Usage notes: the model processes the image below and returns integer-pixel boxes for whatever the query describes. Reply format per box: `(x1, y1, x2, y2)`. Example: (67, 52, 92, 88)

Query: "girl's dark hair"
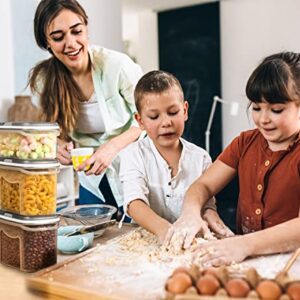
(28, 0, 88, 140)
(246, 51, 300, 104)
(134, 70, 184, 112)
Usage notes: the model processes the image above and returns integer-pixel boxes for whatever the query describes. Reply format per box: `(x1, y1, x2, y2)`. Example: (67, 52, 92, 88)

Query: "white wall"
(78, 0, 122, 51)
(220, 0, 300, 147)
(0, 1, 15, 121)
(125, 0, 300, 148)
(11, 0, 46, 96)
(122, 9, 159, 72)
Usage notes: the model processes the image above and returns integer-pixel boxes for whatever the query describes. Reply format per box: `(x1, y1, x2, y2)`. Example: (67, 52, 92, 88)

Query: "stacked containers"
(0, 122, 60, 272)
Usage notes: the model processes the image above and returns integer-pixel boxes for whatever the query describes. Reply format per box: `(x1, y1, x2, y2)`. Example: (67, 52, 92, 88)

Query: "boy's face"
(135, 87, 188, 150)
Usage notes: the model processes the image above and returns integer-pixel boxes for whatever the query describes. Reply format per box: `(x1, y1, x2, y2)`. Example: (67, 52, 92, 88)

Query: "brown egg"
(203, 267, 219, 277)
(256, 280, 282, 300)
(172, 266, 191, 277)
(225, 278, 251, 297)
(196, 274, 221, 295)
(286, 282, 300, 300)
(166, 272, 193, 294)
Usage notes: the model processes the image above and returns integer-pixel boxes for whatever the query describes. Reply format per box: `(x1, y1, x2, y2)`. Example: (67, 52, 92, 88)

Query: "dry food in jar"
(0, 123, 59, 160)
(0, 165, 58, 216)
(0, 214, 58, 272)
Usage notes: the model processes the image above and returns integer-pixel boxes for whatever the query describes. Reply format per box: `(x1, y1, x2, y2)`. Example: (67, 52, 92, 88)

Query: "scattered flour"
(46, 228, 300, 300)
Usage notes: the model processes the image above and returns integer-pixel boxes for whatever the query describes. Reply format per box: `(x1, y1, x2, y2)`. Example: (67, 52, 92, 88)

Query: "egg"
(196, 274, 221, 295)
(225, 278, 251, 297)
(172, 266, 191, 277)
(203, 267, 219, 277)
(256, 280, 282, 300)
(166, 272, 193, 294)
(286, 282, 300, 300)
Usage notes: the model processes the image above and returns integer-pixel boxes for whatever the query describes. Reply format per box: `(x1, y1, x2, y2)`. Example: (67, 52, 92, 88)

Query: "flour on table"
(45, 228, 300, 300)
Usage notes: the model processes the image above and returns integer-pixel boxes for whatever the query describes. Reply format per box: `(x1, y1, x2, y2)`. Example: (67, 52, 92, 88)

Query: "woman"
(28, 0, 143, 215)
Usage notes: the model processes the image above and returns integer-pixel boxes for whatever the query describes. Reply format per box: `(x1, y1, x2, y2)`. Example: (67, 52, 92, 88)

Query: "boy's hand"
(163, 214, 214, 250)
(203, 209, 234, 238)
(156, 221, 172, 244)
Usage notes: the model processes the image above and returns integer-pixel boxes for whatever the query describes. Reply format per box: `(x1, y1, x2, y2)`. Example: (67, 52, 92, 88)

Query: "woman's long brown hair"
(28, 0, 88, 140)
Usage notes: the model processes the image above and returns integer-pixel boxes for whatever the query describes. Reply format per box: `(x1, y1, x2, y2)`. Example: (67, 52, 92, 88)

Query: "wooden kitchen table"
(0, 224, 135, 300)
(4, 223, 300, 300)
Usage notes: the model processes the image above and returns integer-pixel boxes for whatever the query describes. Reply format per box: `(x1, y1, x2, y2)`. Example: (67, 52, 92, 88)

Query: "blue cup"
(57, 226, 94, 253)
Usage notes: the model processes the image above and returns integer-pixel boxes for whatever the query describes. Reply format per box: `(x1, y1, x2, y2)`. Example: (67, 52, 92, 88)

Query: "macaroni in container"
(0, 159, 60, 216)
(0, 122, 59, 160)
(0, 212, 59, 272)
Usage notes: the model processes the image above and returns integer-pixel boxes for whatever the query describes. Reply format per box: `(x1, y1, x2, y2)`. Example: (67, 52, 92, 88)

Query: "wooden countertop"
(2, 224, 300, 300)
(0, 224, 134, 300)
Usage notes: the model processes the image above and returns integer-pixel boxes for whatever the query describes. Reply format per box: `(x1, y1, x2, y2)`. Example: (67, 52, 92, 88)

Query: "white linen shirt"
(119, 136, 213, 223)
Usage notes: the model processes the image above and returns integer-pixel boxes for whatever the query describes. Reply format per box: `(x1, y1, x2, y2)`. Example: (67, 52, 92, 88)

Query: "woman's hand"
(203, 209, 234, 238)
(78, 140, 118, 175)
(193, 235, 249, 267)
(57, 138, 73, 165)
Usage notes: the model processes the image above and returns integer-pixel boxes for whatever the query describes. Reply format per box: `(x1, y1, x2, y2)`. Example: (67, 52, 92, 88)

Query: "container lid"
(0, 122, 59, 132)
(0, 158, 60, 169)
(0, 211, 60, 225)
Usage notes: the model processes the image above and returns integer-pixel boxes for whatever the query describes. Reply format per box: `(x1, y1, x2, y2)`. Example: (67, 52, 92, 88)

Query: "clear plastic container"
(0, 159, 60, 216)
(0, 212, 59, 272)
(0, 122, 59, 160)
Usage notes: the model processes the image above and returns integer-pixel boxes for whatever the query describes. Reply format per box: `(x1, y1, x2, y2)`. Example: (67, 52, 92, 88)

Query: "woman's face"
(46, 9, 89, 74)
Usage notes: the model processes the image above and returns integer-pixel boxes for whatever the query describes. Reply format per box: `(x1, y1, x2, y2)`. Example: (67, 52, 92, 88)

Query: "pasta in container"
(0, 122, 59, 160)
(0, 159, 59, 216)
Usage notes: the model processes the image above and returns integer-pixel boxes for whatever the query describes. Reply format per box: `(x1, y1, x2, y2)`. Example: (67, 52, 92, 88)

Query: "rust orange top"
(218, 129, 300, 234)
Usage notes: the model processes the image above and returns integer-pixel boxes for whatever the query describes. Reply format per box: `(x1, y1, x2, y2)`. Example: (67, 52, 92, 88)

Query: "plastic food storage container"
(0, 122, 59, 160)
(0, 212, 59, 272)
(0, 159, 60, 216)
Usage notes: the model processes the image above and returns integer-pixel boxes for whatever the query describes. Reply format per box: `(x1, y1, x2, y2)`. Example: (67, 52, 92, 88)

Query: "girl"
(165, 52, 300, 265)
(28, 0, 143, 213)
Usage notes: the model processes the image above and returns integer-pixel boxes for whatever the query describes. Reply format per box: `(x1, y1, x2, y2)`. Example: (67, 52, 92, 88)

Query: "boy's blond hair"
(134, 70, 184, 113)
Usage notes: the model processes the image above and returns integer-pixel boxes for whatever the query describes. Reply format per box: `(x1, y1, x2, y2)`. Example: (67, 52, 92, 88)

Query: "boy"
(119, 71, 232, 242)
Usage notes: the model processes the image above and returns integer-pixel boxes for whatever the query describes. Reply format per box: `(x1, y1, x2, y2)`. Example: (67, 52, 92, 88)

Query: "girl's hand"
(203, 209, 235, 238)
(78, 141, 118, 175)
(57, 138, 73, 165)
(163, 214, 214, 251)
(194, 235, 249, 267)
